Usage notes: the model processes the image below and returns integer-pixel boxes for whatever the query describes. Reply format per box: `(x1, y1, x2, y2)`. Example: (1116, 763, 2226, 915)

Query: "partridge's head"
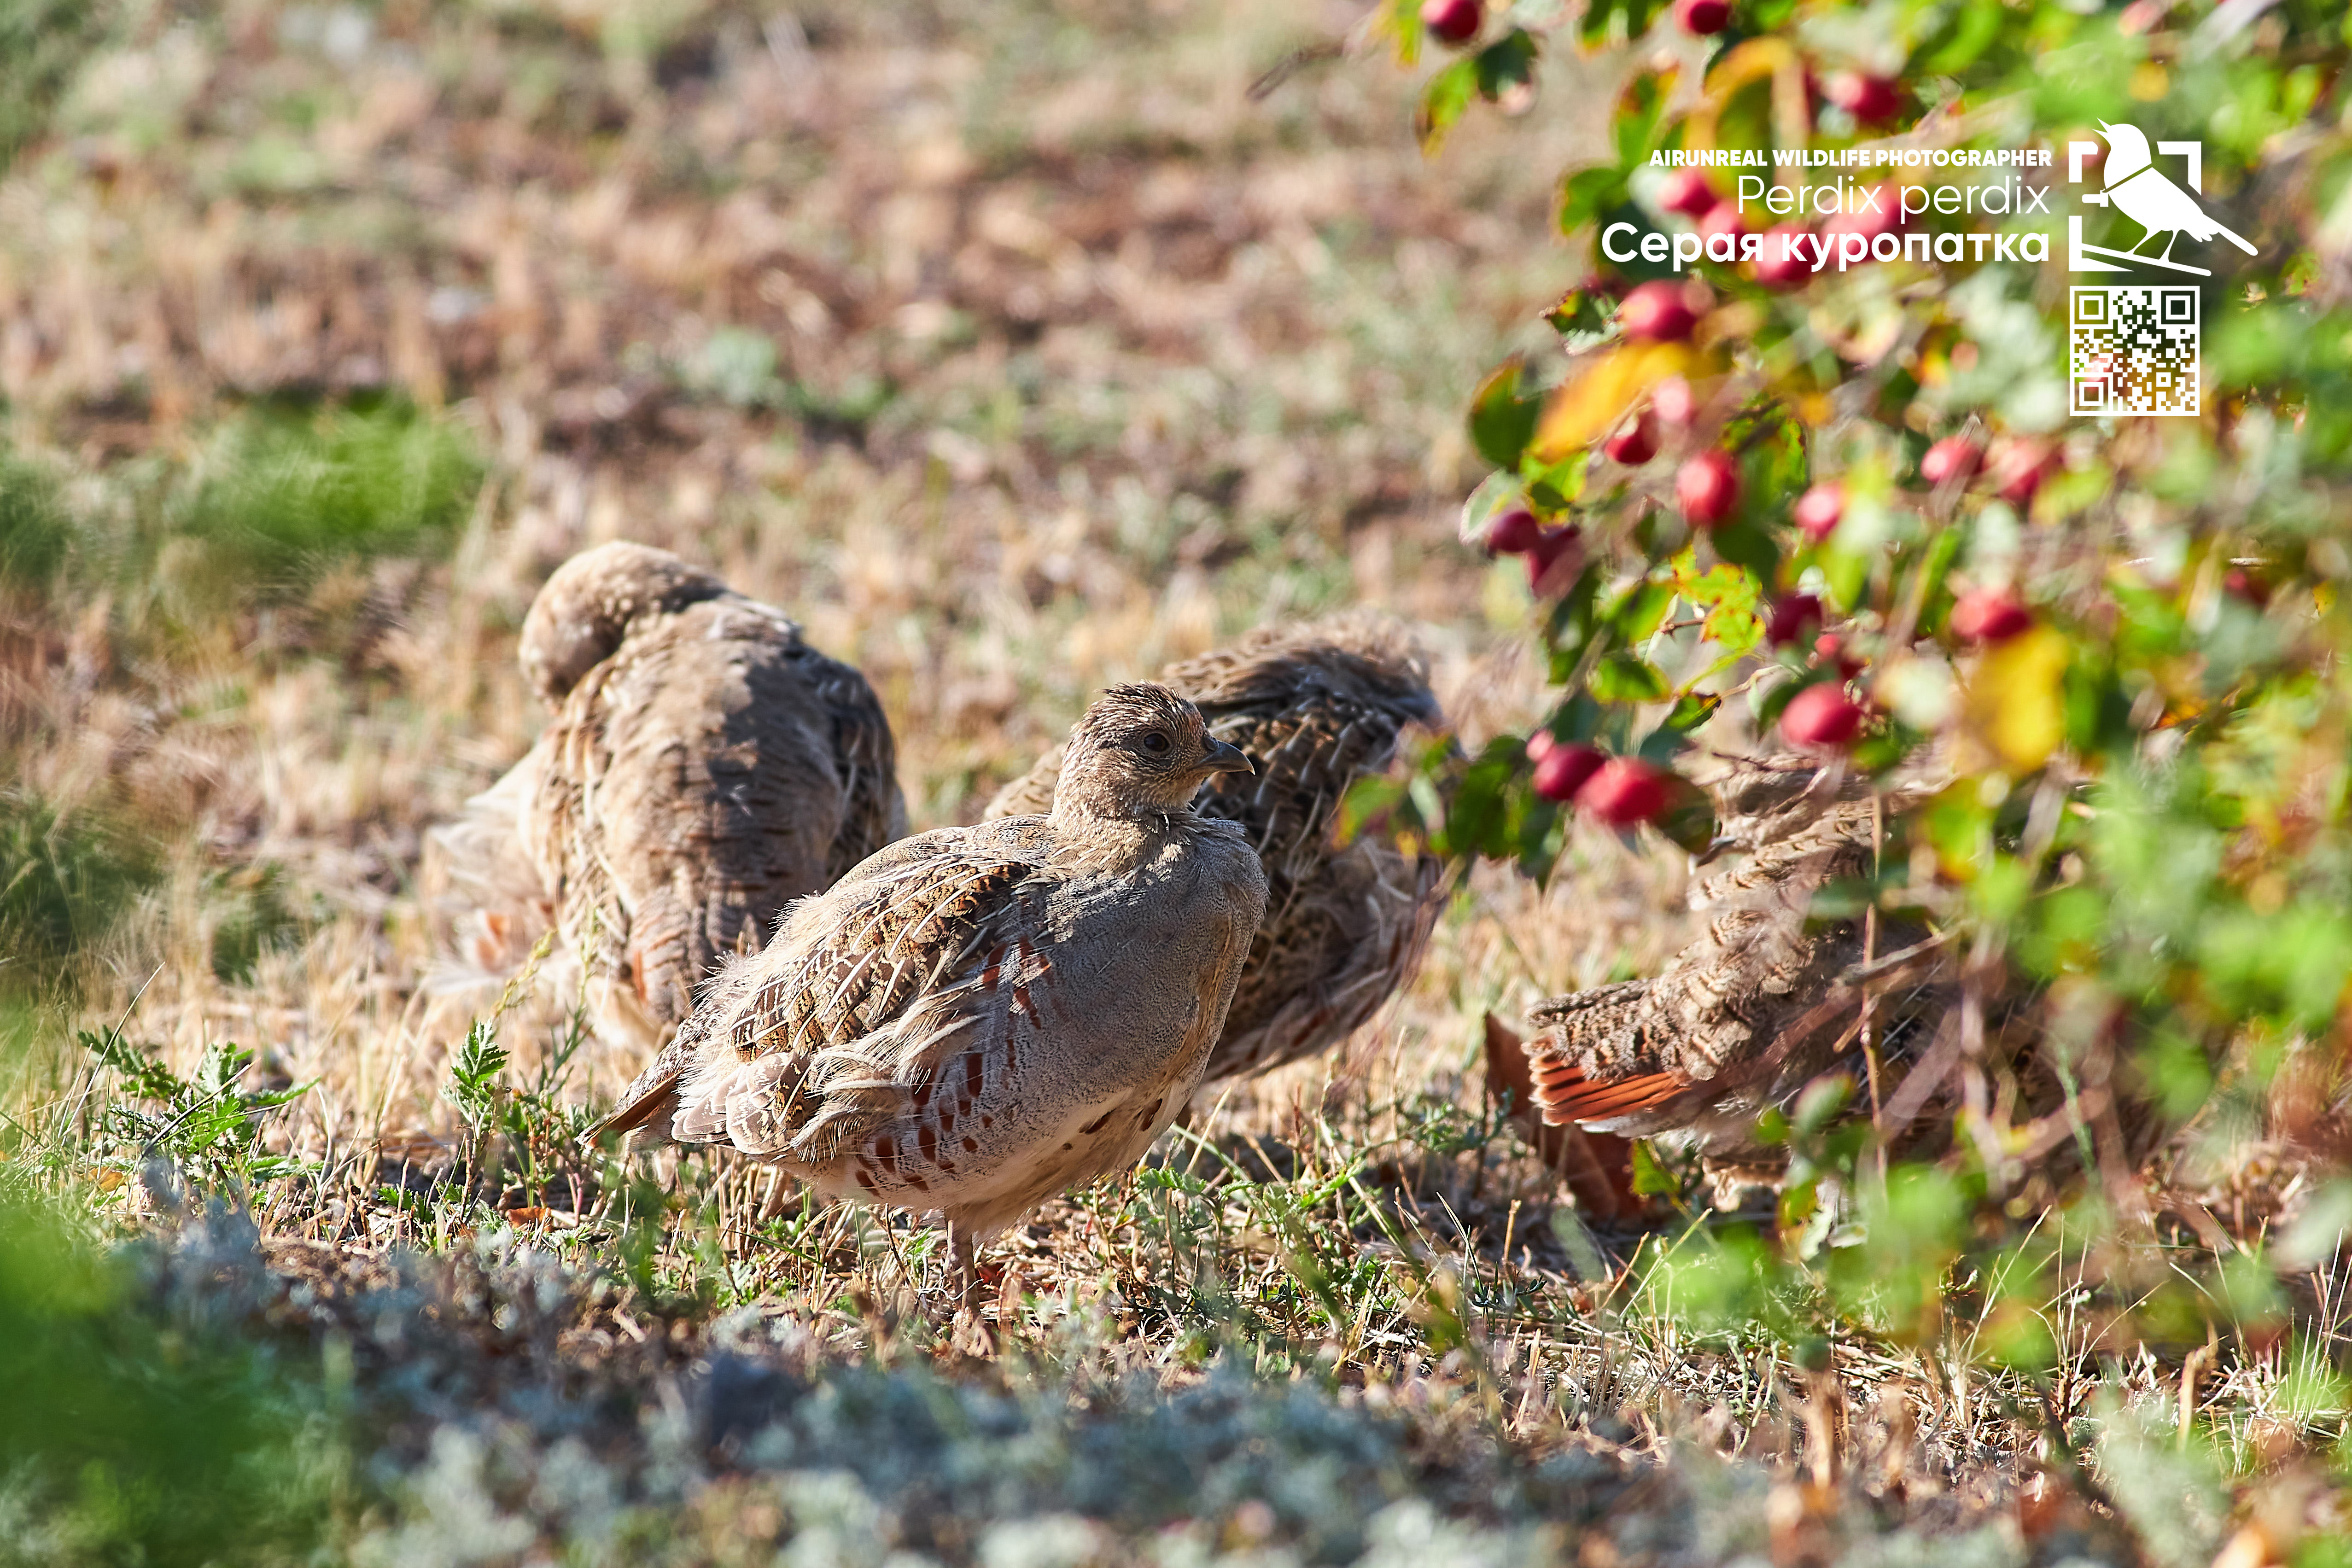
(1052, 683, 1255, 820)
(520, 542, 732, 705)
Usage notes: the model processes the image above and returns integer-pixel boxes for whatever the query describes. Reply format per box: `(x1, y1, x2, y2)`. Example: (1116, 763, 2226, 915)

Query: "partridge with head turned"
(593, 683, 1268, 1294)
(1513, 756, 2172, 1198)
(1517, 757, 1935, 1156)
(429, 541, 905, 1055)
(986, 614, 1444, 1089)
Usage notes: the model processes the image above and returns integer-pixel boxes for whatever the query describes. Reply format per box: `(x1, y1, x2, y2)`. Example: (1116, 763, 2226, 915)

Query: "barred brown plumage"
(1518, 758, 1928, 1156)
(592, 683, 1268, 1328)
(1511, 756, 2168, 1200)
(985, 613, 1444, 1088)
(427, 541, 906, 1057)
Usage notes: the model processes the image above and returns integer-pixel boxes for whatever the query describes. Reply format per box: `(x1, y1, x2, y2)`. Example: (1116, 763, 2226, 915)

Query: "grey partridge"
(1517, 758, 1935, 1158)
(592, 683, 1269, 1299)
(430, 541, 905, 1054)
(985, 613, 1443, 1088)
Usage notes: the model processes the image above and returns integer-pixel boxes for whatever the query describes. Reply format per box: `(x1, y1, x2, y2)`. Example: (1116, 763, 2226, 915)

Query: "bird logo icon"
(2070, 123, 2256, 276)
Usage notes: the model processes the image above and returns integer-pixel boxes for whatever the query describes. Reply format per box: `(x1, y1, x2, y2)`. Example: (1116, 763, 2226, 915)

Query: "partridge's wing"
(1191, 696, 1410, 881)
(791, 642, 907, 880)
(1640, 812, 1875, 1083)
(982, 742, 1065, 821)
(526, 691, 630, 1004)
(1203, 833, 1439, 1082)
(569, 604, 865, 1030)
(601, 827, 1049, 1160)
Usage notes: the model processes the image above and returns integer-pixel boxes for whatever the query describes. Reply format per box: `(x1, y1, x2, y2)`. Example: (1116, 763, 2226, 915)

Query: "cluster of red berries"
(1606, 282, 1745, 530)
(1525, 732, 1670, 826)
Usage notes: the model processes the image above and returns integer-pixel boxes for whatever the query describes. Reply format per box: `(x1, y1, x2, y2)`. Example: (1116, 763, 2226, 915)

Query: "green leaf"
(1589, 652, 1669, 704)
(1628, 1139, 1678, 1198)
(1472, 30, 1538, 99)
(1416, 59, 1477, 153)
(1708, 516, 1779, 588)
(1558, 167, 1628, 237)
(1544, 288, 1612, 341)
(1468, 357, 1544, 470)
(1659, 691, 1721, 736)
(1603, 579, 1676, 644)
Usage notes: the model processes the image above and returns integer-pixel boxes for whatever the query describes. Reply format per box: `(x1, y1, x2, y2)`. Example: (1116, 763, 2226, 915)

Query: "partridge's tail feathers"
(1531, 1061, 1692, 1126)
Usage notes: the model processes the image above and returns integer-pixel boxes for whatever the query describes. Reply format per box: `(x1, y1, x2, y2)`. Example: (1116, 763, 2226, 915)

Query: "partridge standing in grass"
(592, 683, 1267, 1310)
(1512, 758, 1938, 1171)
(985, 615, 1444, 1090)
(430, 541, 905, 1054)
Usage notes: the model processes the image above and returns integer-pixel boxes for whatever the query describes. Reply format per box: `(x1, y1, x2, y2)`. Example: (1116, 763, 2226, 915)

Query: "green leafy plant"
(1358, 0, 2352, 1446)
(84, 1031, 315, 1192)
(0, 1193, 345, 1567)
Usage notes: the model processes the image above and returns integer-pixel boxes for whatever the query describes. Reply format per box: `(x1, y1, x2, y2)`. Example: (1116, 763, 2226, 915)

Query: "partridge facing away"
(985, 614, 1444, 1088)
(592, 683, 1269, 1292)
(430, 541, 906, 1054)
(1515, 758, 1938, 1160)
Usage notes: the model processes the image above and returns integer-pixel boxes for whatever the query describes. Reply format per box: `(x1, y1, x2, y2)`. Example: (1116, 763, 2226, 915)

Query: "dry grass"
(0, 1, 2345, 1562)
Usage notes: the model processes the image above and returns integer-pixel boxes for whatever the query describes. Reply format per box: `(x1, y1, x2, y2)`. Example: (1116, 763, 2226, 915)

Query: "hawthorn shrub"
(1357, 0, 2352, 1413)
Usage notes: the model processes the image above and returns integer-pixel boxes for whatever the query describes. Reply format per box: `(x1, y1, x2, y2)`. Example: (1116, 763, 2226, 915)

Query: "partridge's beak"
(1693, 833, 1736, 867)
(1202, 737, 1256, 777)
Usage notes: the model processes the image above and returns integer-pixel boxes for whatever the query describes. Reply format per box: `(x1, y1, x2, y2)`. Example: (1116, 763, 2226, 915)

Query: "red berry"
(1780, 682, 1865, 748)
(1751, 224, 1812, 287)
(2224, 567, 2270, 606)
(1575, 758, 1669, 827)
(1526, 525, 1584, 596)
(1793, 482, 1844, 543)
(1765, 593, 1824, 647)
(1672, 0, 1733, 36)
(1826, 71, 1902, 124)
(1420, 0, 1482, 44)
(1533, 744, 1606, 803)
(1823, 186, 1902, 243)
(1652, 375, 1697, 427)
(1948, 587, 2032, 645)
(1814, 633, 1864, 679)
(1525, 729, 1555, 763)
(1988, 438, 2056, 507)
(1699, 203, 1749, 242)
(1605, 411, 1658, 466)
(1618, 281, 1697, 343)
(1485, 505, 1543, 556)
(1658, 169, 1719, 219)
(1920, 435, 1983, 487)
(1675, 449, 1741, 530)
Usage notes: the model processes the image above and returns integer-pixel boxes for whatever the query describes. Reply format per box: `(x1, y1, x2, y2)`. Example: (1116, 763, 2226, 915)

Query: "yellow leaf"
(1961, 626, 2070, 774)
(1527, 342, 1695, 464)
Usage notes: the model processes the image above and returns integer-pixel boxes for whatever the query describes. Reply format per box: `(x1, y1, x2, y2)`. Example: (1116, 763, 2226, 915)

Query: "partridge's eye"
(1140, 731, 1171, 754)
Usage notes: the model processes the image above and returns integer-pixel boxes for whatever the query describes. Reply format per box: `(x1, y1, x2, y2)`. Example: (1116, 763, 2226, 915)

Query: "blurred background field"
(0, 1, 2344, 1565)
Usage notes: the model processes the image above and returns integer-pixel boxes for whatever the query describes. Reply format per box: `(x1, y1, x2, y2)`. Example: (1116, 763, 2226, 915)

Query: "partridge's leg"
(946, 1220, 996, 1356)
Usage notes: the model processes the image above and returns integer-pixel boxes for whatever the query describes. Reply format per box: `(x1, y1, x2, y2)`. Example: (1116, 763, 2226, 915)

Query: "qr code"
(2070, 286, 2199, 416)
